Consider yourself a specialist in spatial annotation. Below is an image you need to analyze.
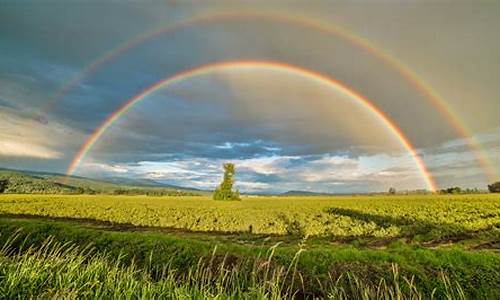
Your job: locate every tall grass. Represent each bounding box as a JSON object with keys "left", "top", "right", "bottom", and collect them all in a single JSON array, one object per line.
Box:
[
  {"left": 0, "top": 232, "right": 469, "bottom": 299},
  {"left": 326, "top": 265, "right": 466, "bottom": 300}
]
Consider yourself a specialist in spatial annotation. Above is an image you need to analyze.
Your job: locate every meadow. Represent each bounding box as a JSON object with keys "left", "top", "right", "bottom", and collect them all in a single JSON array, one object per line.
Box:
[{"left": 0, "top": 194, "right": 498, "bottom": 298}]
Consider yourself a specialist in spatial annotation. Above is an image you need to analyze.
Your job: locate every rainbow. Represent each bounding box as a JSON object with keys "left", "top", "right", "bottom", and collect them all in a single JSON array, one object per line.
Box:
[
  {"left": 43, "top": 11, "right": 496, "bottom": 181},
  {"left": 66, "top": 61, "right": 438, "bottom": 192}
]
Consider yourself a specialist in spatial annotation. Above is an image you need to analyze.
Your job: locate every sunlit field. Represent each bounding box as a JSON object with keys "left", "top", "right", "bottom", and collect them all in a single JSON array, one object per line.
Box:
[
  {"left": 1, "top": 194, "right": 498, "bottom": 239},
  {"left": 0, "top": 194, "right": 498, "bottom": 298}
]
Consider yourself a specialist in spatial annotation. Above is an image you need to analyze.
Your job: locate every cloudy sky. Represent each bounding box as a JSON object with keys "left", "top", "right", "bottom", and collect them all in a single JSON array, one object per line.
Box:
[{"left": 1, "top": 1, "right": 500, "bottom": 193}]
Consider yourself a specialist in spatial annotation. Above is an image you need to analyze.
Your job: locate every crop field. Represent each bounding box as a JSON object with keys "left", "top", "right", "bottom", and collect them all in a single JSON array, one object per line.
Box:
[
  {"left": 0, "top": 194, "right": 499, "bottom": 240},
  {"left": 0, "top": 194, "right": 499, "bottom": 299}
]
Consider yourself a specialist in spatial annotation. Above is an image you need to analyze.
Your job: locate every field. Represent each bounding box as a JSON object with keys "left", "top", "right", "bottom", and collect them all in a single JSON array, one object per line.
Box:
[
  {"left": 0, "top": 194, "right": 499, "bottom": 298},
  {"left": 1, "top": 194, "right": 499, "bottom": 240}
]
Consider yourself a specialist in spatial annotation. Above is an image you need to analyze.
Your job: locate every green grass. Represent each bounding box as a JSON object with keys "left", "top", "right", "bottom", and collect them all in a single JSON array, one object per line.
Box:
[
  {"left": 0, "top": 194, "right": 498, "bottom": 298},
  {"left": 0, "top": 233, "right": 472, "bottom": 299},
  {"left": 0, "top": 217, "right": 498, "bottom": 299}
]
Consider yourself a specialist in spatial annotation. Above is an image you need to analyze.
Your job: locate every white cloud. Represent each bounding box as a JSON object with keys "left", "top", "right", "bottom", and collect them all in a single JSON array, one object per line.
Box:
[
  {"left": 81, "top": 162, "right": 129, "bottom": 174},
  {"left": 231, "top": 155, "right": 299, "bottom": 175},
  {"left": 0, "top": 108, "right": 83, "bottom": 159},
  {"left": 78, "top": 151, "right": 426, "bottom": 193},
  {"left": 0, "top": 140, "right": 61, "bottom": 159}
]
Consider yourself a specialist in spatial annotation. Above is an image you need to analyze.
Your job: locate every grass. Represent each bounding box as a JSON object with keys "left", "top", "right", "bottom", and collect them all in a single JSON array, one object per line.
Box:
[
  {"left": 0, "top": 230, "right": 474, "bottom": 299},
  {"left": 0, "top": 194, "right": 498, "bottom": 298},
  {"left": 0, "top": 217, "right": 498, "bottom": 299}
]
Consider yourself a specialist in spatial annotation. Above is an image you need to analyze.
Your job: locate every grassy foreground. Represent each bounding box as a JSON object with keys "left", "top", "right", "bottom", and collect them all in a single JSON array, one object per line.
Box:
[
  {"left": 0, "top": 217, "right": 498, "bottom": 299},
  {"left": 0, "top": 236, "right": 468, "bottom": 299},
  {"left": 0, "top": 194, "right": 498, "bottom": 298}
]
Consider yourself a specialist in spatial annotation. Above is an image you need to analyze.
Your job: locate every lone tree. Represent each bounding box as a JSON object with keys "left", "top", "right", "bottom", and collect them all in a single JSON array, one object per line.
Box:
[
  {"left": 488, "top": 182, "right": 500, "bottom": 193},
  {"left": 388, "top": 187, "right": 396, "bottom": 195},
  {"left": 213, "top": 163, "right": 240, "bottom": 201}
]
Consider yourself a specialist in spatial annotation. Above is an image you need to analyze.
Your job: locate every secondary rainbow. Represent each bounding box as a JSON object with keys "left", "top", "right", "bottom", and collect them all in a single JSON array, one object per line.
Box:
[
  {"left": 66, "top": 60, "right": 437, "bottom": 192},
  {"left": 41, "top": 10, "right": 496, "bottom": 181}
]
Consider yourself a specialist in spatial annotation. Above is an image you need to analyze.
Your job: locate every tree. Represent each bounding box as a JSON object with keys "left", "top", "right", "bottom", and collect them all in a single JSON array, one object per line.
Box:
[
  {"left": 0, "top": 179, "right": 7, "bottom": 193},
  {"left": 388, "top": 187, "right": 396, "bottom": 195},
  {"left": 213, "top": 163, "right": 240, "bottom": 201},
  {"left": 488, "top": 182, "right": 500, "bottom": 193},
  {"left": 440, "top": 187, "right": 462, "bottom": 194}
]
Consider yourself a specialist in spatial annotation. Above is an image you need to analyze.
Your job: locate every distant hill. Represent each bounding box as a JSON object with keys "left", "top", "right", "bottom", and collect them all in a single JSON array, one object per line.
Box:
[
  {"left": 280, "top": 190, "right": 336, "bottom": 196},
  {"left": 0, "top": 168, "right": 203, "bottom": 196},
  {"left": 0, "top": 169, "right": 79, "bottom": 194},
  {"left": 96, "top": 175, "right": 196, "bottom": 190}
]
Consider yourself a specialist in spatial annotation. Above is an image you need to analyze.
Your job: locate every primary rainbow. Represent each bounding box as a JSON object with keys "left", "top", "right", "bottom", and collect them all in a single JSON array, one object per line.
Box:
[
  {"left": 66, "top": 60, "right": 437, "bottom": 192},
  {"left": 42, "top": 10, "right": 496, "bottom": 181}
]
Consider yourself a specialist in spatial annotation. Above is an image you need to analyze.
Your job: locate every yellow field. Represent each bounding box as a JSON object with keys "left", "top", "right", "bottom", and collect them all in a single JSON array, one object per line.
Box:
[{"left": 0, "top": 194, "right": 498, "bottom": 238}]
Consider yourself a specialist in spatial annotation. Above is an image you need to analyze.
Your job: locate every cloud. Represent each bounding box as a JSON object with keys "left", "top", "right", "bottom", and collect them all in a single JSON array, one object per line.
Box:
[
  {"left": 78, "top": 151, "right": 427, "bottom": 193},
  {"left": 421, "top": 128, "right": 500, "bottom": 188},
  {"left": 0, "top": 140, "right": 61, "bottom": 159},
  {"left": 80, "top": 162, "right": 129, "bottom": 174},
  {"left": 84, "top": 68, "right": 410, "bottom": 167},
  {"left": 1, "top": 1, "right": 500, "bottom": 191},
  {"left": 0, "top": 107, "right": 84, "bottom": 160}
]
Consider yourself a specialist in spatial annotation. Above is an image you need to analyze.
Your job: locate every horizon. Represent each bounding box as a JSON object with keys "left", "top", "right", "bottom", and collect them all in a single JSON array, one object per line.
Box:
[
  {"left": 2, "top": 1, "right": 500, "bottom": 193},
  {"left": 0, "top": 166, "right": 489, "bottom": 195}
]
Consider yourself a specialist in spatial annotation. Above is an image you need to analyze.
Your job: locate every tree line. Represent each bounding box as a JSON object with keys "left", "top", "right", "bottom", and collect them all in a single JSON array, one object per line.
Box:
[{"left": 386, "top": 182, "right": 500, "bottom": 195}]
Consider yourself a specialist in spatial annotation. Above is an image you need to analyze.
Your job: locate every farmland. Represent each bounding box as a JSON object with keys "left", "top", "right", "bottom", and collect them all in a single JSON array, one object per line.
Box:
[
  {"left": 0, "top": 194, "right": 498, "bottom": 241},
  {"left": 0, "top": 194, "right": 498, "bottom": 298}
]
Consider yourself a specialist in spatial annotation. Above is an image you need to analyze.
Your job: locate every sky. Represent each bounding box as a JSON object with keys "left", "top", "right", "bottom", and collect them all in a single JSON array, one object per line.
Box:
[{"left": 1, "top": 1, "right": 500, "bottom": 193}]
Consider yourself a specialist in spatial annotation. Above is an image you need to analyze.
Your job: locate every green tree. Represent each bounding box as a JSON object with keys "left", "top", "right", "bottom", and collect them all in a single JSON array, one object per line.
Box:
[
  {"left": 0, "top": 179, "right": 8, "bottom": 193},
  {"left": 213, "top": 163, "right": 240, "bottom": 201},
  {"left": 440, "top": 187, "right": 462, "bottom": 194},
  {"left": 388, "top": 187, "right": 396, "bottom": 195},
  {"left": 488, "top": 182, "right": 500, "bottom": 193}
]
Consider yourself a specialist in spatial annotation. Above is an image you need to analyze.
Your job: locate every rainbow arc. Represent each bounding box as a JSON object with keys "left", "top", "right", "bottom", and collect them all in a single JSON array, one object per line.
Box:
[
  {"left": 51, "top": 11, "right": 496, "bottom": 183},
  {"left": 66, "top": 61, "right": 437, "bottom": 192}
]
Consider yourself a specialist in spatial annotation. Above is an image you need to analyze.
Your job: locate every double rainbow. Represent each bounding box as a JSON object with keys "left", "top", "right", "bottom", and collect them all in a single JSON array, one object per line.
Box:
[
  {"left": 54, "top": 11, "right": 496, "bottom": 188},
  {"left": 66, "top": 60, "right": 437, "bottom": 192}
]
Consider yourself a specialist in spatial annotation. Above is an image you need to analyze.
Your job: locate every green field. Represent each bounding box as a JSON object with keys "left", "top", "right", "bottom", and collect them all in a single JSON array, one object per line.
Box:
[
  {"left": 0, "top": 194, "right": 498, "bottom": 298},
  {"left": 1, "top": 194, "right": 499, "bottom": 239}
]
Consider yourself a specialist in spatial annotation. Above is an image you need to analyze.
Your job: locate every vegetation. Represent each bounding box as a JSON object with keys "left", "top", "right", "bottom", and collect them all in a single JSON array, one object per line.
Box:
[
  {"left": 0, "top": 169, "right": 201, "bottom": 196},
  {"left": 489, "top": 182, "right": 500, "bottom": 193},
  {"left": 439, "top": 186, "right": 484, "bottom": 194},
  {"left": 0, "top": 217, "right": 498, "bottom": 299},
  {"left": 113, "top": 188, "right": 199, "bottom": 196},
  {"left": 0, "top": 180, "right": 7, "bottom": 193},
  {"left": 0, "top": 193, "right": 498, "bottom": 298},
  {"left": 213, "top": 163, "right": 240, "bottom": 201},
  {"left": 0, "top": 172, "right": 83, "bottom": 194},
  {"left": 0, "top": 194, "right": 498, "bottom": 241}
]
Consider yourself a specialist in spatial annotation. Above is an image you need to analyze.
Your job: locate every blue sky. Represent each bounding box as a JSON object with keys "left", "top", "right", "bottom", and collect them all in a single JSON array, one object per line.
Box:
[{"left": 1, "top": 1, "right": 500, "bottom": 193}]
